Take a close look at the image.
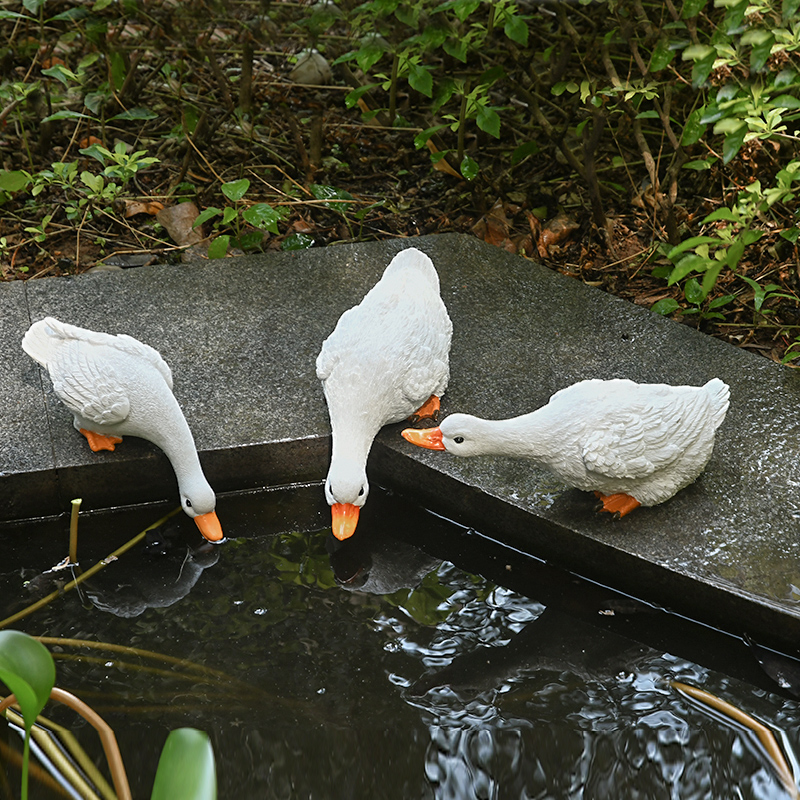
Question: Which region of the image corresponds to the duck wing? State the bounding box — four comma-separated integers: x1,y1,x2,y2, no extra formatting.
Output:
51,339,131,426
580,386,709,480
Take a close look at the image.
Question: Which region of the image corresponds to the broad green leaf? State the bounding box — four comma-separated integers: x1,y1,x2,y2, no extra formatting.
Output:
42,110,94,124
651,298,681,315
281,233,314,251
691,49,716,87
310,184,353,208
0,170,31,192
207,235,230,259
784,0,800,22
443,38,468,62
708,293,735,309
682,158,714,170
0,10,29,19
79,143,111,164
192,207,222,228
221,179,250,202
722,123,747,164
700,262,724,298
80,171,103,193
242,203,282,234
668,253,712,284
771,94,800,109
22,0,45,13
150,728,216,800
702,207,738,223
504,15,528,46
221,206,237,225
681,108,707,145
681,0,706,17
649,38,675,72
0,631,55,732
48,6,89,21
476,106,501,138
512,141,539,165
109,107,158,121
460,154,479,180
42,64,78,87
109,51,126,93
780,227,800,243
724,238,745,269
667,235,719,260
684,277,705,304
407,63,432,97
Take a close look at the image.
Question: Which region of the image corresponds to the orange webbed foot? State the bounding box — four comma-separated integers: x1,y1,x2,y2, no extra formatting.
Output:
80,428,123,452
408,394,440,424
593,491,641,518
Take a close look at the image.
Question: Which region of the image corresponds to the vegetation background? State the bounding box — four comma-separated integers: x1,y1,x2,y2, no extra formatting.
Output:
2,0,800,361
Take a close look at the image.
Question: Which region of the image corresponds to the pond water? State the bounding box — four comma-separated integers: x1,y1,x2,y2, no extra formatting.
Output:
1,484,800,799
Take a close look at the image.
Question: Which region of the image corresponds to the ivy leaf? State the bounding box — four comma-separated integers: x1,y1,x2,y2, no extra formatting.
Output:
207,235,230,259
651,298,681,315
476,106,501,138
281,233,314,251
310,184,354,209
460,154,479,180
242,203,282,234
221,179,250,202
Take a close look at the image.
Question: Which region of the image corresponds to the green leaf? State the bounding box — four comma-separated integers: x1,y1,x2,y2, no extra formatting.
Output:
0,170,31,192
681,108,707,146
0,10,29,19
150,728,216,800
504,15,528,46
43,110,94,124
242,203,282,234
512,141,539,164
691,49,716,87
344,84,378,109
221,179,250,202
207,235,230,259
780,227,800,243
443,38,468,62
700,262,724,298
22,0,45,13
414,124,449,149
221,206,237,226
192,207,222,228
702,207,738,223
109,107,158,121
109,51,126,93
460,154,479,180
0,631,55,733
682,158,715,170
476,106,501,138
651,298,681,315
407,63,432,98
684,277,705,304
281,233,314,251
668,253,712,284
722,123,747,164
41,64,78,86
681,0,706,17
667,235,719,260
649,38,675,72
48,6,89,21
708,293,735,309
310,184,354,208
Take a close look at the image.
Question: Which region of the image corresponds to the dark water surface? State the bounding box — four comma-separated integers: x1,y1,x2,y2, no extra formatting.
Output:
1,485,799,799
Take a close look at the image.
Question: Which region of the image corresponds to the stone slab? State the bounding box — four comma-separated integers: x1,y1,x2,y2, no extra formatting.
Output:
2,234,800,653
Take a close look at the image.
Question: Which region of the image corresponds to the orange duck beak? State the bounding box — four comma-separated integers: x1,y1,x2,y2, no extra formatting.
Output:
401,426,445,450
331,502,360,541
194,510,223,542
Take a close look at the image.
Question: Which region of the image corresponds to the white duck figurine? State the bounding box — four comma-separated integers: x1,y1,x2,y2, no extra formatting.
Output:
22,317,223,541
402,378,730,516
317,247,452,540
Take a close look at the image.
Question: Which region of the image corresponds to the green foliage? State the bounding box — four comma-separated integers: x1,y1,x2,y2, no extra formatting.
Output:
151,729,217,800
194,179,285,258
0,631,55,800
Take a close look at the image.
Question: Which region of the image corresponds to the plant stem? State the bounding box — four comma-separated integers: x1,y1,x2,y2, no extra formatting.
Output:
68,498,81,565
388,52,399,126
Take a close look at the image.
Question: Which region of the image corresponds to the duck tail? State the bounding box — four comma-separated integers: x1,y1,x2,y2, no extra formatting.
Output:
703,378,730,429
21,317,61,367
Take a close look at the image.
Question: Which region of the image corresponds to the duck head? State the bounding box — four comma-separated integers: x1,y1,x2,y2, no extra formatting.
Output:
402,414,485,456
180,483,223,543
325,458,368,541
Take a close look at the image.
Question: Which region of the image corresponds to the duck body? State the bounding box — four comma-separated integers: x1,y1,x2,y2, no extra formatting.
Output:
22,317,222,541
403,378,730,515
317,247,452,538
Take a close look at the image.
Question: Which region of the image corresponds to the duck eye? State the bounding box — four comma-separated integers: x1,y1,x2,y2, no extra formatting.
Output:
454,436,464,444
185,499,192,508
358,487,364,496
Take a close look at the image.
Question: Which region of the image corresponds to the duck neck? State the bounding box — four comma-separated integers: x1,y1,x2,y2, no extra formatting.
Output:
473,409,555,463
155,414,208,491
330,412,380,469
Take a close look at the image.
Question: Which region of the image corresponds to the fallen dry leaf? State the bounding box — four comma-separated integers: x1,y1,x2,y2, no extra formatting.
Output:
538,214,579,257
79,135,103,149
124,199,164,218
156,202,204,247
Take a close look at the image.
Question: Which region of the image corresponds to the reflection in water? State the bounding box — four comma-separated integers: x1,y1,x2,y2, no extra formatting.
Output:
2,493,800,799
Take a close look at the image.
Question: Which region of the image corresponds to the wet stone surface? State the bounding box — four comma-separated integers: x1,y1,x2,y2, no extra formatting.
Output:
2,233,800,650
